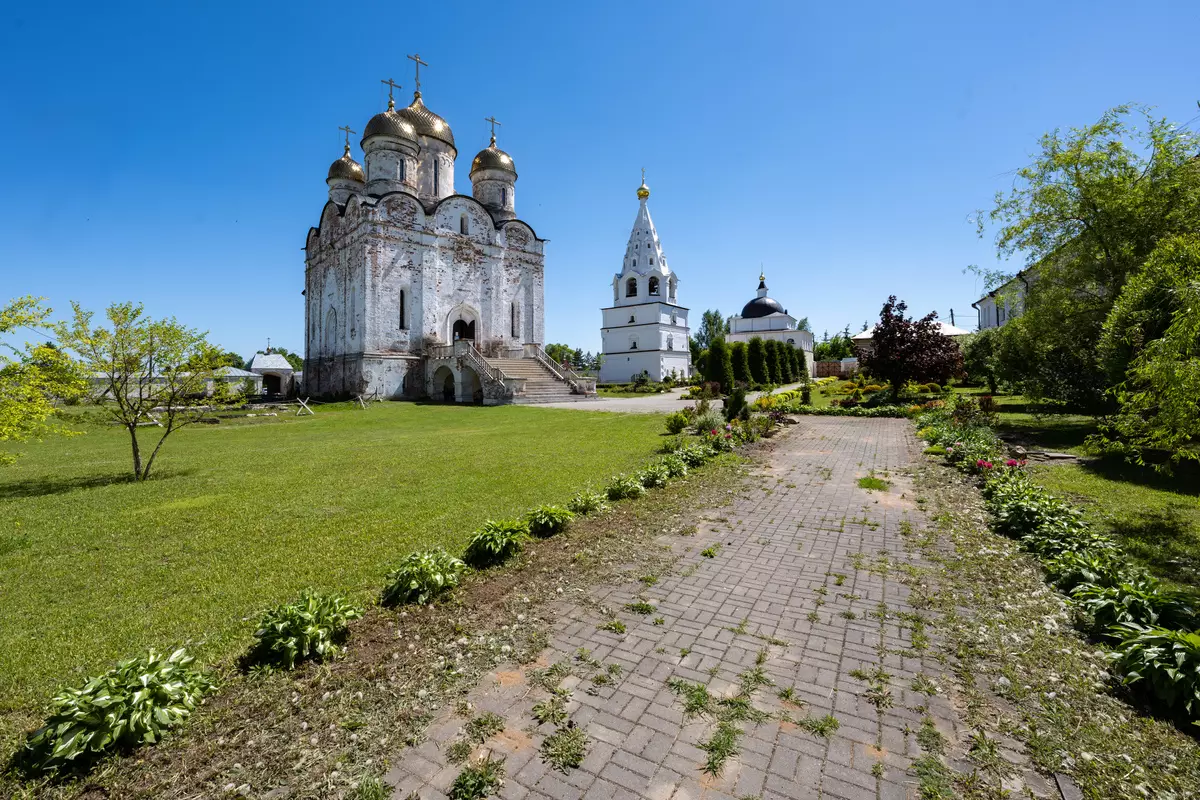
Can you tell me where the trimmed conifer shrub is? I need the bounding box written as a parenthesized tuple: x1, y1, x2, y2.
(730, 341, 751, 385)
(748, 337, 768, 385)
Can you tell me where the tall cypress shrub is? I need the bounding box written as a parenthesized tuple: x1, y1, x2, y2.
(766, 340, 783, 384)
(779, 343, 795, 383)
(794, 346, 808, 381)
(707, 337, 735, 393)
(748, 337, 768, 385)
(730, 341, 750, 385)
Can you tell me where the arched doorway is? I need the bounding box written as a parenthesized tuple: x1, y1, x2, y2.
(452, 319, 476, 341)
(263, 374, 282, 394)
(432, 365, 455, 402)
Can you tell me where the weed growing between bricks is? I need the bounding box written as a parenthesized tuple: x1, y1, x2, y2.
(893, 460, 1200, 798)
(8, 455, 749, 800)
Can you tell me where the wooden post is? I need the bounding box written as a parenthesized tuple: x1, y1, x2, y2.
(297, 397, 315, 416)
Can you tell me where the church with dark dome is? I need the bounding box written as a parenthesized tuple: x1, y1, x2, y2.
(302, 56, 587, 404)
(725, 273, 814, 378)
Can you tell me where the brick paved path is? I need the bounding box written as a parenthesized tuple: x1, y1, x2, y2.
(387, 418, 963, 799)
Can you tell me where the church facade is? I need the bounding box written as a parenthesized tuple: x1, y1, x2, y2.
(599, 178, 691, 383)
(302, 67, 584, 403)
(726, 274, 815, 378)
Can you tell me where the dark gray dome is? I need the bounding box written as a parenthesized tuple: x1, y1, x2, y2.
(741, 296, 785, 318)
(470, 140, 516, 178)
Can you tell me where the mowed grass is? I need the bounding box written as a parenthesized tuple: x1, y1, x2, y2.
(0, 402, 665, 738)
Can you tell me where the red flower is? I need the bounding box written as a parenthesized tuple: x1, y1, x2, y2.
(1005, 459, 1018, 467)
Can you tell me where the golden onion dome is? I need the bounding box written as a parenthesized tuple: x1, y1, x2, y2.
(397, 92, 455, 150)
(361, 98, 418, 145)
(637, 181, 650, 200)
(469, 136, 516, 178)
(327, 145, 365, 183)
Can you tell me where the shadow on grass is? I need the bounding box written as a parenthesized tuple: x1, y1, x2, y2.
(1110, 506, 1200, 591)
(994, 417, 1097, 452)
(0, 469, 194, 500)
(1081, 457, 1200, 498)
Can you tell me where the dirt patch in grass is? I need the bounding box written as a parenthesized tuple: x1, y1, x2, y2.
(1, 445, 759, 799)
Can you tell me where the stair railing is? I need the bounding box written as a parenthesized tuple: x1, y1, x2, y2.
(528, 345, 597, 396)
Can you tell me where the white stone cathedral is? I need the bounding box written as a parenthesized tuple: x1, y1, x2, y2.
(303, 63, 590, 403)
(599, 177, 691, 383)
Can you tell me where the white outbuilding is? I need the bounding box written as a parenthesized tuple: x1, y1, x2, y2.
(725, 273, 815, 378)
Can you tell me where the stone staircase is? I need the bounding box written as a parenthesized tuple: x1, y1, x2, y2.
(484, 357, 589, 404)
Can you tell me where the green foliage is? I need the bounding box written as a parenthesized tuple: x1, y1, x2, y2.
(979, 105, 1200, 409)
(525, 505, 574, 538)
(698, 720, 741, 776)
(748, 337, 769, 385)
(464, 711, 505, 743)
(1110, 624, 1200, 721)
(705, 337, 735, 394)
(667, 678, 714, 717)
(723, 385, 748, 422)
(961, 328, 1001, 394)
(730, 341, 751, 384)
(16, 648, 214, 776)
(598, 619, 626, 634)
(674, 442, 713, 467)
(1042, 549, 1129, 592)
(567, 489, 609, 515)
(349, 775, 389, 800)
(252, 590, 362, 668)
(659, 453, 688, 478)
(541, 724, 589, 772)
(1094, 234, 1200, 470)
(463, 519, 528, 567)
(693, 309, 729, 354)
(57, 301, 224, 480)
(700, 544, 720, 558)
(606, 473, 647, 500)
(0, 296, 87, 466)
(665, 411, 690, 434)
(814, 328, 855, 361)
(448, 753, 506, 800)
(1071, 577, 1196, 635)
(532, 694, 568, 726)
(796, 713, 839, 737)
(382, 548, 465, 606)
(637, 462, 670, 489)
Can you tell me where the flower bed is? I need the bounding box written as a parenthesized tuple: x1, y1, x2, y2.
(914, 396, 1200, 726)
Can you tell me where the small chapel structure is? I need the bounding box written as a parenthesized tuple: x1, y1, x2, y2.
(302, 57, 591, 403)
(598, 175, 691, 383)
(726, 273, 815, 378)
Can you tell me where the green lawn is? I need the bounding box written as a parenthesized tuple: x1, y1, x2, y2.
(0, 403, 666, 739)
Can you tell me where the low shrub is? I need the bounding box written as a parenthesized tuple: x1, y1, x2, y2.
(665, 411, 690, 435)
(606, 473, 647, 501)
(1071, 577, 1196, 635)
(1042, 549, 1129, 592)
(693, 408, 724, 434)
(567, 489, 609, 515)
(638, 463, 671, 489)
(525, 505, 574, 538)
(382, 548, 465, 605)
(1110, 624, 1200, 721)
(660, 454, 688, 478)
(252, 590, 363, 668)
(675, 443, 712, 467)
(16, 648, 215, 776)
(464, 519, 528, 567)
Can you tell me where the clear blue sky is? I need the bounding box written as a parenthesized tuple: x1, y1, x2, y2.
(2, 1, 1197, 359)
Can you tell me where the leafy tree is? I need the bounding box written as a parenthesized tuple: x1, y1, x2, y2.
(545, 343, 573, 365)
(795, 317, 810, 332)
(730, 341, 750, 385)
(58, 302, 223, 481)
(961, 329, 1001, 394)
(747, 337, 768, 385)
(814, 329, 855, 361)
(214, 350, 244, 370)
(705, 337, 734, 394)
(694, 309, 729, 353)
(1093, 234, 1200, 470)
(861, 296, 962, 402)
(1, 297, 86, 465)
(978, 105, 1200, 408)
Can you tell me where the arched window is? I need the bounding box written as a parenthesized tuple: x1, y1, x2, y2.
(648, 277, 660, 296)
(629, 336, 639, 350)
(511, 302, 517, 338)
(349, 286, 357, 339)
(667, 334, 674, 350)
(626, 278, 638, 297)
(668, 277, 677, 300)
(397, 159, 406, 181)
(632, 259, 637, 267)
(460, 214, 468, 234)
(433, 160, 440, 194)
(649, 258, 654, 265)
(629, 314, 635, 323)
(787, 338, 795, 345)
(399, 289, 407, 330)
(501, 187, 508, 205)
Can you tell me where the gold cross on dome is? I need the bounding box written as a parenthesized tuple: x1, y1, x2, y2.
(407, 53, 428, 91)
(485, 115, 502, 140)
(380, 77, 401, 108)
(338, 125, 356, 149)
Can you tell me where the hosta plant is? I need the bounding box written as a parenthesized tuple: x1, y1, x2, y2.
(382, 548, 465, 605)
(660, 454, 688, 478)
(17, 648, 215, 776)
(525, 505, 574, 538)
(675, 443, 711, 468)
(638, 463, 671, 489)
(1042, 549, 1130, 592)
(567, 489, 608, 515)
(253, 590, 363, 668)
(1110, 624, 1200, 721)
(463, 519, 528, 567)
(1018, 522, 1116, 559)
(1070, 577, 1196, 635)
(606, 473, 646, 501)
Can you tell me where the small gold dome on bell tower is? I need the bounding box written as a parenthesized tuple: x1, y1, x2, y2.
(636, 167, 650, 200)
